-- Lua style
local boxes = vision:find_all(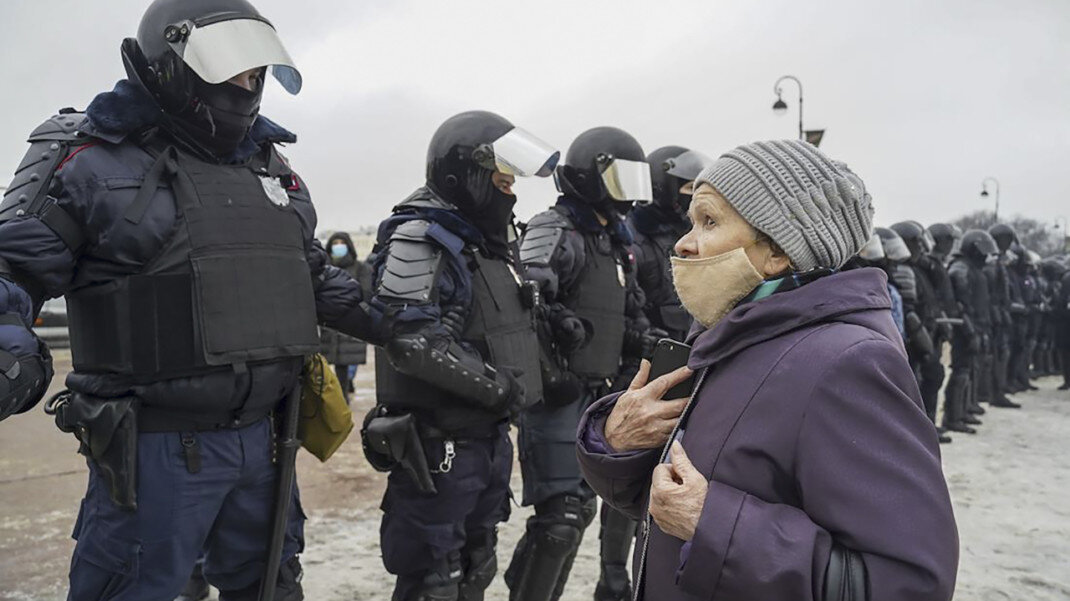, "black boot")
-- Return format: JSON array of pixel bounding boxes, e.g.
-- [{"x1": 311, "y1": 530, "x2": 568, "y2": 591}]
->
[
  {"x1": 595, "y1": 504, "x2": 635, "y2": 601},
  {"x1": 990, "y1": 397, "x2": 1021, "y2": 409},
  {"x1": 962, "y1": 414, "x2": 982, "y2": 426},
  {"x1": 946, "y1": 422, "x2": 977, "y2": 434}
]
